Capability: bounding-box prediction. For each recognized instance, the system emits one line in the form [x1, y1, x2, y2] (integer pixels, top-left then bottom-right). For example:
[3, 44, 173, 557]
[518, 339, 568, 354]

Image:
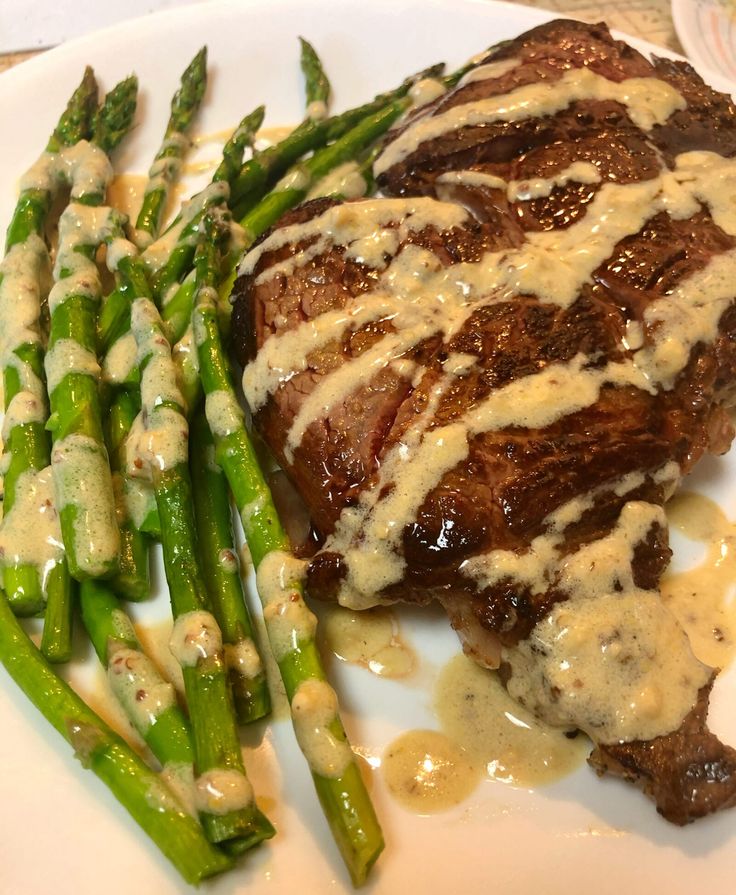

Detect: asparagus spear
[101, 244, 167, 598]
[192, 257, 384, 886]
[104, 384, 152, 600]
[4, 67, 98, 250]
[134, 48, 208, 247]
[80, 579, 194, 765]
[0, 70, 99, 660]
[147, 105, 264, 306]
[189, 230, 269, 724]
[92, 76, 138, 157]
[130, 295, 274, 848]
[300, 37, 331, 119]
[0, 590, 232, 884]
[45, 77, 138, 586]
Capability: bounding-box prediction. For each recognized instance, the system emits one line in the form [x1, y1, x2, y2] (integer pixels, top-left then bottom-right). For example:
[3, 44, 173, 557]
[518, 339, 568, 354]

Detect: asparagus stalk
[45, 78, 138, 585]
[0, 70, 100, 659]
[0, 590, 232, 884]
[104, 385, 152, 600]
[192, 261, 384, 886]
[162, 107, 261, 411]
[101, 245, 166, 598]
[189, 233, 269, 724]
[134, 48, 208, 247]
[80, 580, 193, 759]
[130, 296, 274, 849]
[92, 76, 138, 157]
[300, 37, 331, 118]
[147, 105, 263, 306]
[4, 67, 98, 250]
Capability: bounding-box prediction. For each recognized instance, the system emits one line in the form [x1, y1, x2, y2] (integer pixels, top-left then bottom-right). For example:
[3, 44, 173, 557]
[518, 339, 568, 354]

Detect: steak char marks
[231, 19, 736, 824]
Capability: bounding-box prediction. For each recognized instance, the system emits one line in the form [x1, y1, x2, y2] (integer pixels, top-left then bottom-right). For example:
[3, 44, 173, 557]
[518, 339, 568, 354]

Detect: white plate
[1, 2, 736, 893]
[672, 0, 736, 81]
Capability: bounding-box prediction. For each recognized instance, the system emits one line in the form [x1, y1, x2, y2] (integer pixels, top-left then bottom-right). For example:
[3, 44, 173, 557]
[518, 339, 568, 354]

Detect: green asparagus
[80, 579, 194, 765]
[300, 37, 331, 116]
[192, 255, 384, 886]
[131, 295, 274, 848]
[0, 590, 232, 884]
[0, 70, 100, 660]
[189, 231, 270, 723]
[45, 77, 138, 587]
[134, 48, 208, 246]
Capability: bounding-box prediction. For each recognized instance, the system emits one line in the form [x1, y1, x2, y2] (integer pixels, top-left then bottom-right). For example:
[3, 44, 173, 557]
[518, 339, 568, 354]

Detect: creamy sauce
[0, 466, 63, 592]
[436, 654, 588, 786]
[662, 491, 736, 668]
[224, 639, 263, 680]
[256, 550, 318, 662]
[130, 298, 188, 472]
[1, 391, 45, 441]
[134, 619, 185, 694]
[436, 160, 601, 202]
[205, 389, 244, 439]
[145, 132, 189, 198]
[48, 204, 119, 314]
[306, 100, 328, 121]
[161, 761, 197, 817]
[408, 78, 447, 109]
[504, 589, 709, 743]
[218, 547, 239, 574]
[306, 162, 367, 201]
[21, 140, 112, 202]
[194, 768, 253, 815]
[107, 644, 177, 736]
[290, 678, 354, 778]
[0, 236, 48, 412]
[457, 57, 521, 86]
[382, 729, 479, 813]
[44, 339, 100, 394]
[141, 181, 229, 275]
[83, 669, 149, 760]
[50, 434, 120, 579]
[123, 476, 157, 531]
[102, 331, 138, 385]
[169, 610, 223, 667]
[374, 67, 686, 175]
[107, 173, 147, 223]
[321, 605, 416, 677]
[172, 324, 199, 407]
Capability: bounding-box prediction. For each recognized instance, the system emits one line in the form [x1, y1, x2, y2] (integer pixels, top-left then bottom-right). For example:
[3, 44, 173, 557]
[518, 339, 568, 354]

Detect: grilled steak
[231, 19, 736, 823]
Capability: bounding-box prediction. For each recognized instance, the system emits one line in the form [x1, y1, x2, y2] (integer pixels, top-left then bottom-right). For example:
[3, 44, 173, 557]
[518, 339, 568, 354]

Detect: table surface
[0, 0, 684, 75]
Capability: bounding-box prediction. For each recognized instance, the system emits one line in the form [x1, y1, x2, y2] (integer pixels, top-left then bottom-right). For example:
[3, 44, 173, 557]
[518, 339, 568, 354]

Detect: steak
[231, 19, 736, 823]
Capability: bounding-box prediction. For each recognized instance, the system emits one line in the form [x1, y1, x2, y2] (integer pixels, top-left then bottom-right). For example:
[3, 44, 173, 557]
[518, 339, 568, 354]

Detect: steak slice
[231, 18, 736, 822]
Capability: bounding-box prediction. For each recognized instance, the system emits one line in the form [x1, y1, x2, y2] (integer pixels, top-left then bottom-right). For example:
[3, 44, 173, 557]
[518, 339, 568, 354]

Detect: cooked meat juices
[231, 19, 736, 823]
